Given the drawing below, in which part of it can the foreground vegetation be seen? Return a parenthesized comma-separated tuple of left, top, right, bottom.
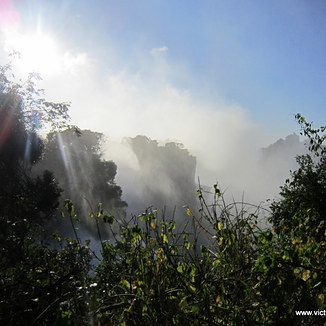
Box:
(0, 63, 325, 325)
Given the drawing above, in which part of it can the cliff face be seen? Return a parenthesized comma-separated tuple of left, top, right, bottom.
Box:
(261, 133, 306, 162)
(247, 133, 308, 202)
(261, 133, 307, 176)
(127, 135, 197, 215)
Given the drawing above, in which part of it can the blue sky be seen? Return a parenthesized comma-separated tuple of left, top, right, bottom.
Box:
(1, 0, 325, 140)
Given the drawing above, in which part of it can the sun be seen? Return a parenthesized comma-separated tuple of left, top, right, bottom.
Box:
(4, 30, 63, 76)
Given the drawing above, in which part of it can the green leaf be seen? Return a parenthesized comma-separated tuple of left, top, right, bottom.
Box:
(161, 233, 168, 243)
(103, 215, 114, 224)
(120, 279, 131, 289)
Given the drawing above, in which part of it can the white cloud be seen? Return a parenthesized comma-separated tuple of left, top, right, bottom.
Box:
(62, 51, 89, 75)
(150, 46, 168, 55)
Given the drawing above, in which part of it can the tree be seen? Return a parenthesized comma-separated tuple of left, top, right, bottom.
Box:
(35, 129, 127, 240)
(0, 62, 92, 325)
(0, 59, 70, 131)
(0, 91, 61, 231)
(270, 114, 325, 241)
(254, 114, 326, 323)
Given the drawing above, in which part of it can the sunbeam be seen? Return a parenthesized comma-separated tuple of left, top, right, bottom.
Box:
(57, 131, 78, 195)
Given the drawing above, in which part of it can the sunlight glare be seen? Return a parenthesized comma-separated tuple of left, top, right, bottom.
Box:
(4, 30, 64, 76)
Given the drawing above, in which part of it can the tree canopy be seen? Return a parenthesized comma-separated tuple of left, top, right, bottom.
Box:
(35, 129, 127, 240)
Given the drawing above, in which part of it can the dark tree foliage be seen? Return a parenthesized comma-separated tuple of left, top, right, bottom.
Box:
(270, 115, 326, 242)
(0, 61, 71, 226)
(0, 93, 42, 167)
(0, 64, 92, 325)
(35, 129, 127, 239)
(259, 115, 326, 323)
(0, 92, 61, 227)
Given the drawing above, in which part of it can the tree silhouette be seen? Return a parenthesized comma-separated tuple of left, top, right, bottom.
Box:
(35, 129, 127, 239)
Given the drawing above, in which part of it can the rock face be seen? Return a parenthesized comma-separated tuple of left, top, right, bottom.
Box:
(255, 133, 308, 201)
(126, 135, 197, 216)
(261, 133, 306, 162)
(261, 133, 307, 176)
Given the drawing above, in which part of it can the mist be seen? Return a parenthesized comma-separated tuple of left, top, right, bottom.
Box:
(33, 124, 308, 257)
(32, 54, 310, 226)
(105, 131, 307, 219)
(2, 43, 306, 238)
